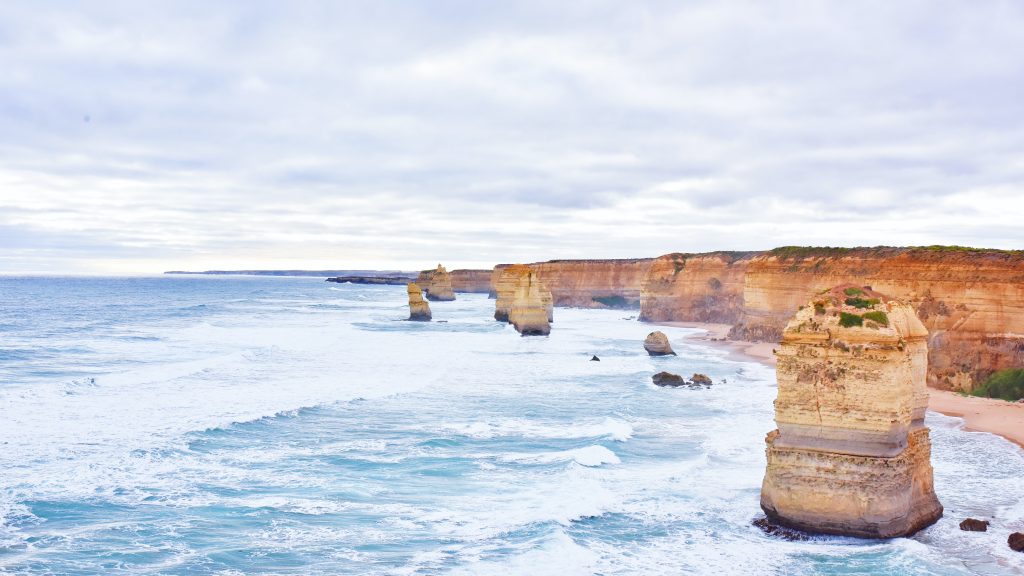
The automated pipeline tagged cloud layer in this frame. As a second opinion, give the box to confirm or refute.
[2,1,1023,273]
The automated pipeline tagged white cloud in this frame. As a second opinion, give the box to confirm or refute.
[0,1,1022,273]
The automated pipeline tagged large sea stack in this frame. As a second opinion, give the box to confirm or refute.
[407,283,432,321]
[509,271,552,336]
[760,285,942,538]
[494,264,531,321]
[424,264,455,301]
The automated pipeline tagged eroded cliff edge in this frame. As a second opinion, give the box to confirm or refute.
[639,247,1024,391]
[492,258,654,309]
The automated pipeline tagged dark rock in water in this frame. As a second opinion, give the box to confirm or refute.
[643,331,676,356]
[959,518,989,532]
[690,373,713,386]
[590,355,600,361]
[752,517,810,541]
[652,372,685,387]
[1010,532,1024,552]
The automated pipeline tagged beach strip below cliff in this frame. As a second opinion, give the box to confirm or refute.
[658,321,1024,451]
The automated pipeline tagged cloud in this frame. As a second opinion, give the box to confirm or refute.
[0,1,1022,273]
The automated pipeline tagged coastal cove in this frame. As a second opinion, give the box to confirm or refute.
[0,276,1021,574]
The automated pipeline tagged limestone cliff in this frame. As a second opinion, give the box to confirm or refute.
[639,247,1024,391]
[639,252,756,323]
[418,268,491,294]
[760,287,942,538]
[509,271,551,336]
[493,259,653,309]
[421,264,455,302]
[407,283,431,321]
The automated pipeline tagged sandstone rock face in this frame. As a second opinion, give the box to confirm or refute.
[638,247,1024,391]
[416,268,491,294]
[639,252,756,323]
[493,259,653,309]
[643,331,676,356]
[407,283,432,321]
[652,372,685,387]
[760,287,943,538]
[493,265,532,322]
[422,264,455,301]
[509,271,551,336]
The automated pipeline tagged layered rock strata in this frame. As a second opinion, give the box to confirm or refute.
[421,264,455,301]
[493,259,653,309]
[643,331,676,356]
[760,287,943,538]
[407,283,431,321]
[638,247,1024,391]
[417,268,492,293]
[509,271,551,336]
[493,265,553,323]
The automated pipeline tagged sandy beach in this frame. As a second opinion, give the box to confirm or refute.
[660,321,1024,450]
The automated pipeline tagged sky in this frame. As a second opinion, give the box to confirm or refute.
[2,1,1023,274]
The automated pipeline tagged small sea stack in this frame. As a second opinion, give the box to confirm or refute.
[424,264,456,301]
[509,271,551,336]
[407,283,432,321]
[760,285,943,538]
[643,331,676,356]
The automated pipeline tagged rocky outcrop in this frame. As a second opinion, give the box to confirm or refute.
[760,287,943,538]
[509,271,551,336]
[959,519,989,532]
[326,274,417,285]
[407,283,431,321]
[494,258,653,309]
[643,331,676,356]
[418,268,492,293]
[1010,532,1024,552]
[420,264,455,302]
[639,252,756,323]
[652,372,685,387]
[638,246,1024,391]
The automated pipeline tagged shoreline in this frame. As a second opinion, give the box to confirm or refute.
[657,321,1024,451]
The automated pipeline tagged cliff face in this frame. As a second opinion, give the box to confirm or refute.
[493,259,653,309]
[420,264,455,301]
[639,252,755,323]
[639,247,1024,391]
[494,265,552,323]
[450,269,492,293]
[760,288,942,538]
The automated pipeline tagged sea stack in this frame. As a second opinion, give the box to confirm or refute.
[509,271,551,336]
[643,331,676,356]
[760,285,942,538]
[425,264,456,301]
[407,283,432,321]
[494,264,532,321]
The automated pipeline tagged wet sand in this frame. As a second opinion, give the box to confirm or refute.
[658,321,1024,450]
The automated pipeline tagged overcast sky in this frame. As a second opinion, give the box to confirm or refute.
[2,1,1023,273]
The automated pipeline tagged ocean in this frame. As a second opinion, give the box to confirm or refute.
[0,276,1021,575]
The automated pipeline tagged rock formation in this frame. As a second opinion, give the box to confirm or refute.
[643,331,676,356]
[652,372,685,387]
[959,519,989,532]
[494,265,552,324]
[508,271,551,336]
[417,268,491,294]
[760,286,943,538]
[407,283,431,321]
[638,246,1024,392]
[423,264,455,302]
[493,258,653,309]
[1010,532,1024,552]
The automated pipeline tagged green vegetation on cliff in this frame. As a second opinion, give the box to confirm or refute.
[862,310,889,326]
[971,369,1024,402]
[839,312,863,328]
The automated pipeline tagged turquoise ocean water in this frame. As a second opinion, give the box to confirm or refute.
[0,276,1021,575]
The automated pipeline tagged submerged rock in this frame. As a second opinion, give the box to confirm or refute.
[509,271,551,336]
[407,283,431,321]
[652,372,685,387]
[752,517,810,541]
[1010,533,1024,552]
[959,519,990,532]
[760,286,943,538]
[643,331,676,356]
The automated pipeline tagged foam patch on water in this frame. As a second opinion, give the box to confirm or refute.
[440,417,633,442]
